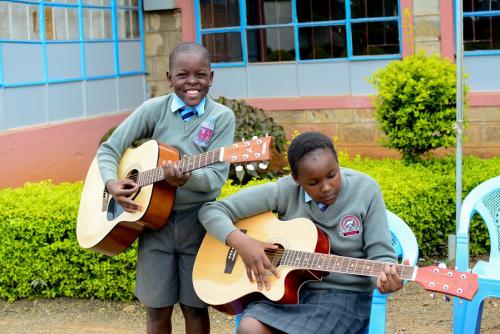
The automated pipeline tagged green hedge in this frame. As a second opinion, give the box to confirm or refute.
[1,156,499,301]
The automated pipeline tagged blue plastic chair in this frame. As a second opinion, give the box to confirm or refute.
[234,210,419,334]
[453,176,500,334]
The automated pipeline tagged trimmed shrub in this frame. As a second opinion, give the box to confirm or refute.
[368,52,468,162]
[0,182,136,302]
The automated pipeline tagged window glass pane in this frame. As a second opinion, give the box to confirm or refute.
[299,25,346,59]
[4,3,40,41]
[82,0,111,6]
[117,0,139,6]
[246,0,292,25]
[296,0,345,22]
[247,27,295,62]
[200,0,240,28]
[351,0,398,18]
[0,2,9,39]
[464,0,472,11]
[202,32,243,62]
[44,0,79,4]
[464,1,500,12]
[118,9,139,39]
[472,0,492,10]
[351,21,399,56]
[9,3,28,40]
[83,8,112,39]
[28,4,40,40]
[45,7,79,40]
[464,16,500,50]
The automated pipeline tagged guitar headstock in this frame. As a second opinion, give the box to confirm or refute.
[415,266,478,301]
[223,136,272,164]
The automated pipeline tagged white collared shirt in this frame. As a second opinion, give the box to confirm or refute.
[171,93,206,116]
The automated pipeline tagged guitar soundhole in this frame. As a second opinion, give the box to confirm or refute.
[106,169,141,221]
[267,244,285,267]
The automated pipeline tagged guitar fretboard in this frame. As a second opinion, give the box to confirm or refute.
[135,149,222,187]
[277,249,415,280]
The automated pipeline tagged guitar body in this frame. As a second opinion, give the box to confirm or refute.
[77,140,178,256]
[192,212,330,315]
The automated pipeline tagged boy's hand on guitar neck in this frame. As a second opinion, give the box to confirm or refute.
[376,259,409,294]
[105,179,142,213]
[226,230,280,291]
[162,156,191,187]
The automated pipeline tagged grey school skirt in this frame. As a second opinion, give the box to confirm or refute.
[241,288,372,334]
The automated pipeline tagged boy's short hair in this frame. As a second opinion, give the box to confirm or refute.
[169,42,211,70]
[287,132,338,176]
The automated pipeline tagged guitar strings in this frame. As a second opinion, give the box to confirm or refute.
[263,249,413,276]
[126,138,266,186]
[125,149,222,185]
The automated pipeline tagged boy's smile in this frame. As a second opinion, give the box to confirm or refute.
[167,51,213,107]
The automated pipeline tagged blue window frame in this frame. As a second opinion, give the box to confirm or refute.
[0,0,145,88]
[463,0,500,55]
[195,0,402,67]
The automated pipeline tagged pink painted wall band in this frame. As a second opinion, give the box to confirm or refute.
[177,0,197,42]
[0,113,130,189]
[440,0,455,61]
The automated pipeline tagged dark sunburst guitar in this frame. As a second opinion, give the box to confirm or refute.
[77,137,272,256]
[193,212,478,315]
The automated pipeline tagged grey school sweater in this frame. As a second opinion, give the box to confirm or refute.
[97,94,236,211]
[198,168,397,292]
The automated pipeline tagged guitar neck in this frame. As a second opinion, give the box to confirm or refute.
[136,148,223,187]
[279,249,416,280]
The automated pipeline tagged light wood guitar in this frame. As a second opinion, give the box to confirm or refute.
[193,212,478,315]
[77,137,272,256]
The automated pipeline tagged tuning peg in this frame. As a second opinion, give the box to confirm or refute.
[246,163,255,171]
[235,165,245,182]
[438,263,447,269]
[258,161,269,170]
[429,293,435,299]
[252,136,258,140]
[443,295,451,303]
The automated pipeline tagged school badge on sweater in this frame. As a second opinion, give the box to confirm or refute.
[339,215,362,237]
[193,118,215,148]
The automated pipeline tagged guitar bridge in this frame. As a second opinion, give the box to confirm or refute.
[101,190,109,212]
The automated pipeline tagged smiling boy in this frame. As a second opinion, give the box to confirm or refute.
[97,42,236,334]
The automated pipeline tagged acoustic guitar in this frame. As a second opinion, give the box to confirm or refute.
[193,212,478,315]
[77,137,272,256]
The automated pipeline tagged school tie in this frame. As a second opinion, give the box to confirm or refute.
[318,203,328,212]
[179,107,197,122]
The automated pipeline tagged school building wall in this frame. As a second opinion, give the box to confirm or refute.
[1,0,499,189]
